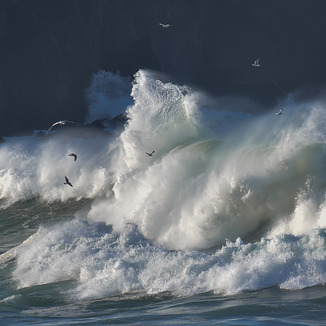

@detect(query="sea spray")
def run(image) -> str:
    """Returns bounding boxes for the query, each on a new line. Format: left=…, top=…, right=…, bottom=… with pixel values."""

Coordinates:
left=1, top=70, right=326, bottom=250
left=86, top=71, right=326, bottom=249
left=85, top=70, right=132, bottom=123
left=0, top=135, right=115, bottom=203
left=10, top=220, right=326, bottom=300
left=2, top=69, right=326, bottom=304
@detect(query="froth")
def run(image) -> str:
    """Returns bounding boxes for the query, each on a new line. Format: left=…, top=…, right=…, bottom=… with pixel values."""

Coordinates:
left=0, top=134, right=119, bottom=204
left=2, top=70, right=326, bottom=251
left=88, top=85, right=326, bottom=249
left=11, top=220, right=326, bottom=300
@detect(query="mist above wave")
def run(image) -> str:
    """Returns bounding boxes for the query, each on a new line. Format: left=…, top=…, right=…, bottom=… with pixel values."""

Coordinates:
left=1, top=70, right=326, bottom=249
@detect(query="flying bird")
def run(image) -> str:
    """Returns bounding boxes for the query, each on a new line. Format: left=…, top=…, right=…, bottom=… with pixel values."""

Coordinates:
left=48, top=120, right=78, bottom=131
left=159, top=23, right=171, bottom=28
left=252, top=58, right=260, bottom=67
left=69, top=152, right=77, bottom=161
left=146, top=151, right=155, bottom=157
left=275, top=108, right=283, bottom=116
left=64, top=176, right=73, bottom=187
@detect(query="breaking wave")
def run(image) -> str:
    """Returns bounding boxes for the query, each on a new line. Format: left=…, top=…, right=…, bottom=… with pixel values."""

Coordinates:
left=2, top=69, right=326, bottom=300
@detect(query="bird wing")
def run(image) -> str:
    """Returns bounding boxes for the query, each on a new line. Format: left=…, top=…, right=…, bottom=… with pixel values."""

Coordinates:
left=48, top=121, right=61, bottom=131
left=69, top=153, right=77, bottom=161
left=48, top=120, right=77, bottom=131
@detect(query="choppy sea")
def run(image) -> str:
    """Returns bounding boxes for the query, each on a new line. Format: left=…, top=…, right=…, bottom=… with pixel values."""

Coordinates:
left=1, top=70, right=326, bottom=325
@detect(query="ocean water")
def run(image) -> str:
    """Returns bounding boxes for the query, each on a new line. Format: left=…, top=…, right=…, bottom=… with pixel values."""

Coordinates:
left=1, top=70, right=326, bottom=325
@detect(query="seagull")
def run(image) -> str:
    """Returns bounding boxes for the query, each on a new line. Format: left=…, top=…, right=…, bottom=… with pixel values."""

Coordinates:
left=275, top=108, right=283, bottom=116
left=146, top=150, right=155, bottom=157
left=159, top=23, right=171, bottom=28
left=69, top=152, right=77, bottom=161
left=64, top=176, right=73, bottom=187
left=48, top=120, right=78, bottom=131
left=252, top=58, right=260, bottom=67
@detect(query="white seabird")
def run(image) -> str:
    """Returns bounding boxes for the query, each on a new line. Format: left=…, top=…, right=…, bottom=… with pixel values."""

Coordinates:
left=64, top=176, right=73, bottom=187
left=252, top=58, right=260, bottom=67
left=159, top=23, right=171, bottom=28
left=275, top=108, right=283, bottom=116
left=48, top=120, right=78, bottom=131
left=69, top=152, right=77, bottom=161
left=146, top=150, right=155, bottom=157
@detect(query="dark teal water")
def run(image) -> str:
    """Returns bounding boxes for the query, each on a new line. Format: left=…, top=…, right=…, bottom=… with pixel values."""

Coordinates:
left=1, top=200, right=326, bottom=325
left=1, top=285, right=326, bottom=325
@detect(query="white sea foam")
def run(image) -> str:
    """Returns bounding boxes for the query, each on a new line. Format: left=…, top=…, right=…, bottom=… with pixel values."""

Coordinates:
left=86, top=71, right=326, bottom=249
left=0, top=135, right=115, bottom=203
left=11, top=220, right=326, bottom=300
left=6, top=69, right=326, bottom=300
left=2, top=69, right=326, bottom=252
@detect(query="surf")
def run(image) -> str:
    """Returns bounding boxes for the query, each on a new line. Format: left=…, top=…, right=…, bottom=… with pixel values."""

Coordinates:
left=1, top=69, right=326, bottom=251
left=6, top=219, right=326, bottom=301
